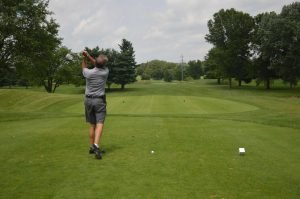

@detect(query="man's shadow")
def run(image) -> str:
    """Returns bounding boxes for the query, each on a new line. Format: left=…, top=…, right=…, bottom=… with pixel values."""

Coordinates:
left=102, top=144, right=122, bottom=155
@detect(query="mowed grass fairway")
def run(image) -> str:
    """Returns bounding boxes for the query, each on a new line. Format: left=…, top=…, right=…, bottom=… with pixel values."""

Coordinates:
left=0, top=80, right=299, bottom=199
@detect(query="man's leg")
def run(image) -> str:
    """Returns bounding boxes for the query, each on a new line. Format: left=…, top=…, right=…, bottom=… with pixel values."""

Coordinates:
left=94, top=122, right=104, bottom=146
left=93, top=122, right=104, bottom=159
left=89, top=124, right=96, bottom=145
left=88, top=124, right=96, bottom=154
left=93, top=100, right=106, bottom=159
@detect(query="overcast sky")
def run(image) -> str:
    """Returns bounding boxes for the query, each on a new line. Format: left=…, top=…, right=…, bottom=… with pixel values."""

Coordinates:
left=49, top=0, right=295, bottom=63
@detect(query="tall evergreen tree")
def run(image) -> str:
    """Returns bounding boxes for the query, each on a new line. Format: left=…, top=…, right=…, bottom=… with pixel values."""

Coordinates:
left=114, top=39, right=137, bottom=89
left=99, top=48, right=119, bottom=90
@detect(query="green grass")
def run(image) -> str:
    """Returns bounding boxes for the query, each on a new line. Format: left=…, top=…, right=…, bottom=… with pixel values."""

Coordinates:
left=0, top=80, right=299, bottom=199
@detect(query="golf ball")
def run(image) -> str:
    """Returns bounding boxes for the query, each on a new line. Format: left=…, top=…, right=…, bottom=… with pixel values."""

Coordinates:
left=151, top=150, right=155, bottom=154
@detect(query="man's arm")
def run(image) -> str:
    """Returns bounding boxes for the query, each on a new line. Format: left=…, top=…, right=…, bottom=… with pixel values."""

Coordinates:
left=83, top=51, right=96, bottom=66
left=82, top=57, right=88, bottom=69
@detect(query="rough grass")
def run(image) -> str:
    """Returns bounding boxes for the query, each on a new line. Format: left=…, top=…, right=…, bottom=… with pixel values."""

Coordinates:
left=0, top=80, right=299, bottom=199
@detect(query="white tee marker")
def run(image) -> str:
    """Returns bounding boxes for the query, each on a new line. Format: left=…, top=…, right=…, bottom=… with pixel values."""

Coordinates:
left=239, top=148, right=246, bottom=155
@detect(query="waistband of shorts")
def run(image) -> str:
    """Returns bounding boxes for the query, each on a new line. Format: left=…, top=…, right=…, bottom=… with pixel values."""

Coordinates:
left=85, top=95, right=106, bottom=99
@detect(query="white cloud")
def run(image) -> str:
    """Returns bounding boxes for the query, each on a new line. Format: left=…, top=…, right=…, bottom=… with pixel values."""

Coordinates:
left=49, top=0, right=295, bottom=63
left=114, top=26, right=128, bottom=36
left=143, top=26, right=167, bottom=40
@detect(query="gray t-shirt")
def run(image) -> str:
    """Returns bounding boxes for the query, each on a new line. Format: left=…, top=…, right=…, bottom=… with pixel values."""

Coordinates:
left=83, top=67, right=109, bottom=96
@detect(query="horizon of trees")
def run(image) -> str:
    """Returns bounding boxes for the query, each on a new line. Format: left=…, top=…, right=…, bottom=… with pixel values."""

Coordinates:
left=0, top=1, right=299, bottom=91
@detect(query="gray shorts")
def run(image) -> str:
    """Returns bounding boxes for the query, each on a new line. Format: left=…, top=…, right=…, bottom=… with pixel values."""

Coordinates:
left=84, top=97, right=106, bottom=124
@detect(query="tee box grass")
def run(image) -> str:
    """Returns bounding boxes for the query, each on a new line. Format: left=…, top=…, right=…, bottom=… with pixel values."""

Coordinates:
left=0, top=80, right=299, bottom=198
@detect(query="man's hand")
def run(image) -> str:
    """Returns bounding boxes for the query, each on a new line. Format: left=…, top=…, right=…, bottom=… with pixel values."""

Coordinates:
left=82, top=50, right=96, bottom=66
left=82, top=50, right=88, bottom=57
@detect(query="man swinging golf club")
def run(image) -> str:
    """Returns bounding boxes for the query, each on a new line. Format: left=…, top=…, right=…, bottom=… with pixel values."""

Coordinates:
left=82, top=50, right=109, bottom=159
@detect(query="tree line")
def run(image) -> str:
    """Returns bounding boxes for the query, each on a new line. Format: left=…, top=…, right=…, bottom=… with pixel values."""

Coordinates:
left=136, top=60, right=202, bottom=82
left=0, top=0, right=136, bottom=93
left=1, top=1, right=299, bottom=91
left=205, top=2, right=300, bottom=89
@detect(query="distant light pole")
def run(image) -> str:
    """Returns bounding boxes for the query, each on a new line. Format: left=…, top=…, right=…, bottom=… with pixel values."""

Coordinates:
left=180, top=55, right=184, bottom=81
